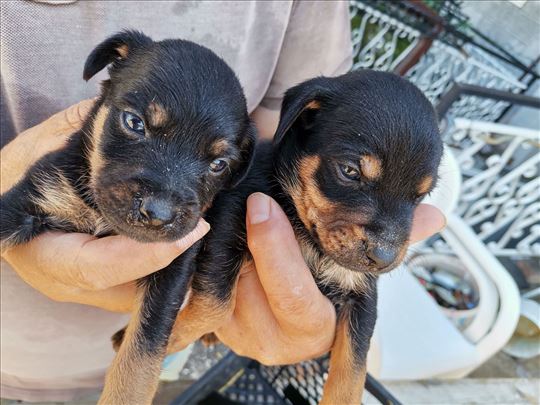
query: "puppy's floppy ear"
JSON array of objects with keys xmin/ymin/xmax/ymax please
[
  {"xmin": 273, "ymin": 77, "xmax": 331, "ymax": 146},
  {"xmin": 83, "ymin": 30, "xmax": 153, "ymax": 81},
  {"xmin": 229, "ymin": 122, "xmax": 257, "ymax": 188}
]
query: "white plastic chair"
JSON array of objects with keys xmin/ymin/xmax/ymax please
[{"xmin": 367, "ymin": 143, "xmax": 521, "ymax": 379}]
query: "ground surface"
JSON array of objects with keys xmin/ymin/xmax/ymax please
[
  {"xmin": 1, "ymin": 344, "xmax": 538, "ymax": 404},
  {"xmin": 153, "ymin": 344, "xmax": 540, "ymax": 404}
]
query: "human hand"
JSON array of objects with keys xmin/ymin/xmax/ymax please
[
  {"xmin": 215, "ymin": 193, "xmax": 445, "ymax": 365},
  {"xmin": 1, "ymin": 99, "xmax": 96, "ymax": 194},
  {"xmin": 1, "ymin": 101, "xmax": 210, "ymax": 312}
]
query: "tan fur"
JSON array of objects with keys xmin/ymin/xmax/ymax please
[
  {"xmin": 360, "ymin": 155, "xmax": 382, "ymax": 181},
  {"xmin": 288, "ymin": 156, "xmax": 370, "ymax": 274},
  {"xmin": 289, "ymin": 156, "xmax": 335, "ymax": 233},
  {"xmin": 147, "ymin": 102, "xmax": 168, "ymax": 128},
  {"xmin": 200, "ymin": 332, "xmax": 220, "ymax": 347},
  {"xmin": 320, "ymin": 312, "xmax": 366, "ymax": 405},
  {"xmin": 116, "ymin": 44, "xmax": 129, "ymax": 59},
  {"xmin": 299, "ymin": 237, "xmax": 368, "ymax": 292},
  {"xmin": 87, "ymin": 106, "xmax": 109, "ymax": 192},
  {"xmin": 99, "ymin": 293, "xmax": 163, "ymax": 405},
  {"xmin": 167, "ymin": 290, "xmax": 236, "ymax": 352},
  {"xmin": 417, "ymin": 175, "xmax": 433, "ymax": 195},
  {"xmin": 209, "ymin": 139, "xmax": 231, "ymax": 157},
  {"xmin": 326, "ymin": 225, "xmax": 366, "ymax": 252},
  {"xmin": 27, "ymin": 106, "xmax": 112, "ymax": 238},
  {"xmin": 306, "ymin": 100, "xmax": 321, "ymax": 110},
  {"xmin": 30, "ymin": 170, "xmax": 110, "ymax": 236}
]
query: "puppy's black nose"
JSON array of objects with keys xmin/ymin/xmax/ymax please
[
  {"xmin": 139, "ymin": 197, "xmax": 175, "ymax": 227},
  {"xmin": 367, "ymin": 246, "xmax": 397, "ymax": 269}
]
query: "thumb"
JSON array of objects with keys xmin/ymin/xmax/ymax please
[{"xmin": 246, "ymin": 193, "xmax": 329, "ymax": 329}]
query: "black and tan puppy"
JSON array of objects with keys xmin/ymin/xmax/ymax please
[
  {"xmin": 0, "ymin": 31, "xmax": 256, "ymax": 404},
  {"xmin": 150, "ymin": 70, "xmax": 443, "ymax": 405}
]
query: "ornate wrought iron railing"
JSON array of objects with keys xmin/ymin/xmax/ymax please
[
  {"xmin": 448, "ymin": 118, "xmax": 539, "ymax": 257},
  {"xmin": 349, "ymin": 1, "xmax": 529, "ymax": 122},
  {"xmin": 349, "ymin": 0, "xmax": 421, "ymax": 73},
  {"xmin": 406, "ymin": 43, "xmax": 527, "ymax": 121}
]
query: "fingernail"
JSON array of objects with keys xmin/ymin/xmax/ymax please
[
  {"xmin": 175, "ymin": 219, "xmax": 210, "ymax": 248},
  {"xmin": 200, "ymin": 218, "xmax": 211, "ymax": 232},
  {"xmin": 248, "ymin": 193, "xmax": 271, "ymax": 224},
  {"xmin": 438, "ymin": 214, "xmax": 448, "ymax": 232}
]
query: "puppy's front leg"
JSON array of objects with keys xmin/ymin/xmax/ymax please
[
  {"xmin": 98, "ymin": 242, "xmax": 201, "ymax": 405},
  {"xmin": 320, "ymin": 286, "xmax": 378, "ymax": 405},
  {"xmin": 166, "ymin": 288, "xmax": 235, "ymax": 352},
  {"xmin": 165, "ymin": 257, "xmax": 247, "ymax": 351}
]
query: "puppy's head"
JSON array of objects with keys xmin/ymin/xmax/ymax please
[
  {"xmin": 83, "ymin": 31, "xmax": 255, "ymax": 242},
  {"xmin": 274, "ymin": 70, "xmax": 442, "ymax": 274}
]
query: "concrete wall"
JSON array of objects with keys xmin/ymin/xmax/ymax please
[
  {"xmin": 461, "ymin": 0, "xmax": 539, "ymax": 66},
  {"xmin": 461, "ymin": 0, "xmax": 539, "ymax": 129}
]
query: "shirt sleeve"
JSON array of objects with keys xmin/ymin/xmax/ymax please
[{"xmin": 260, "ymin": 0, "xmax": 353, "ymax": 110}]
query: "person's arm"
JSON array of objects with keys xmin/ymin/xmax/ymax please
[
  {"xmin": 249, "ymin": 106, "xmax": 279, "ymax": 140},
  {"xmin": 1, "ymin": 101, "xmax": 209, "ymax": 313}
]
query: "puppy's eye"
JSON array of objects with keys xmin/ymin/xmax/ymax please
[
  {"xmin": 338, "ymin": 164, "xmax": 361, "ymax": 181},
  {"xmin": 122, "ymin": 111, "xmax": 145, "ymax": 135},
  {"xmin": 209, "ymin": 158, "xmax": 228, "ymax": 174}
]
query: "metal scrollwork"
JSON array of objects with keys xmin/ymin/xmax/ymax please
[
  {"xmin": 349, "ymin": 1, "xmax": 420, "ymax": 72},
  {"xmin": 446, "ymin": 119, "xmax": 539, "ymax": 258}
]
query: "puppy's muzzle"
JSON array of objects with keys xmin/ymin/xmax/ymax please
[
  {"xmin": 138, "ymin": 197, "xmax": 176, "ymax": 227},
  {"xmin": 366, "ymin": 245, "xmax": 398, "ymax": 269},
  {"xmin": 128, "ymin": 192, "xmax": 199, "ymax": 230}
]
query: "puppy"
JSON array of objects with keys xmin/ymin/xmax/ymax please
[
  {"xmin": 148, "ymin": 70, "xmax": 443, "ymax": 404},
  {"xmin": 0, "ymin": 30, "xmax": 256, "ymax": 405}
]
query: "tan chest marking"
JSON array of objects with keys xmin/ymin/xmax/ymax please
[{"xmin": 299, "ymin": 238, "xmax": 368, "ymax": 292}]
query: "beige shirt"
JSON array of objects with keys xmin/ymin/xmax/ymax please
[{"xmin": 0, "ymin": 0, "xmax": 352, "ymax": 401}]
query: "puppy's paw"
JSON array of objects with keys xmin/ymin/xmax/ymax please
[
  {"xmin": 200, "ymin": 332, "xmax": 220, "ymax": 347},
  {"xmin": 111, "ymin": 327, "xmax": 126, "ymax": 352}
]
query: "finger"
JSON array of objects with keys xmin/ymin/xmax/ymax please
[
  {"xmin": 409, "ymin": 203, "xmax": 446, "ymax": 244},
  {"xmin": 65, "ymin": 281, "xmax": 137, "ymax": 313},
  {"xmin": 246, "ymin": 193, "xmax": 334, "ymax": 332},
  {"xmin": 40, "ymin": 219, "xmax": 210, "ymax": 290},
  {"xmin": 216, "ymin": 265, "xmax": 280, "ymax": 359},
  {"xmin": 76, "ymin": 219, "xmax": 210, "ymax": 288},
  {"xmin": 47, "ymin": 98, "xmax": 96, "ymax": 136},
  {"xmin": 1, "ymin": 99, "xmax": 98, "ymax": 195}
]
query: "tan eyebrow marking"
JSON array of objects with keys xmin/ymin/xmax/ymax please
[
  {"xmin": 147, "ymin": 102, "xmax": 168, "ymax": 127},
  {"xmin": 305, "ymin": 100, "xmax": 321, "ymax": 110},
  {"xmin": 417, "ymin": 175, "xmax": 434, "ymax": 195},
  {"xmin": 209, "ymin": 139, "xmax": 231, "ymax": 156},
  {"xmin": 116, "ymin": 44, "xmax": 129, "ymax": 59},
  {"xmin": 359, "ymin": 155, "xmax": 382, "ymax": 181}
]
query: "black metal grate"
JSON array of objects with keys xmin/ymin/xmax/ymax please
[
  {"xmin": 256, "ymin": 357, "xmax": 329, "ymax": 405},
  {"xmin": 172, "ymin": 352, "xmax": 401, "ymax": 405}
]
